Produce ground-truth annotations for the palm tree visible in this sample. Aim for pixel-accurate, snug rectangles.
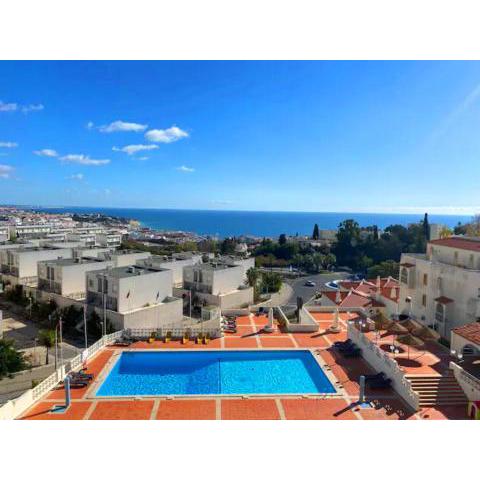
[38,329,55,365]
[246,267,260,289]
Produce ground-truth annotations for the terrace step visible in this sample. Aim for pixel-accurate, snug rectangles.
[406,373,468,408]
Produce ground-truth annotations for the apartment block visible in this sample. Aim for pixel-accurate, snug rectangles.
[0,246,73,286]
[99,249,151,267]
[138,252,202,286]
[399,236,480,339]
[96,232,122,248]
[37,256,112,299]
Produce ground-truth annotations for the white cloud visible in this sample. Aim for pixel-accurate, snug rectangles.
[68,173,84,181]
[137,156,149,161]
[0,100,43,114]
[0,164,14,178]
[98,120,148,133]
[86,121,94,130]
[60,154,110,166]
[0,141,18,148]
[22,104,44,114]
[0,101,17,112]
[177,165,195,173]
[33,148,58,157]
[145,126,188,143]
[112,144,158,155]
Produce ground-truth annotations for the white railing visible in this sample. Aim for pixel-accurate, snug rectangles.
[450,361,480,401]
[126,327,222,339]
[348,323,420,411]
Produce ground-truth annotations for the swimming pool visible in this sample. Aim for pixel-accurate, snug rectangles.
[96,350,336,397]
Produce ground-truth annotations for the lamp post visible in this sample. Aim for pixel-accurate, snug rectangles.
[83,303,88,350]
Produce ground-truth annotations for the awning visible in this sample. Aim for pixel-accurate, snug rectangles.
[435,296,454,305]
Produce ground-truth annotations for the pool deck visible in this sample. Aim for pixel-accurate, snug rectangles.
[19,313,469,420]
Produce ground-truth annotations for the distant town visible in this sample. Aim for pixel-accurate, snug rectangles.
[1,205,480,420]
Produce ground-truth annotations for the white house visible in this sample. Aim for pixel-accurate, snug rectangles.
[37,256,113,299]
[137,252,202,286]
[99,249,151,267]
[182,262,253,309]
[398,236,480,339]
[96,232,122,248]
[85,264,182,330]
[0,246,73,286]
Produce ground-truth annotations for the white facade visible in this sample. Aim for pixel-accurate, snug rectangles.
[398,237,480,339]
[184,262,245,296]
[99,250,151,267]
[138,252,202,286]
[0,247,73,285]
[67,232,96,246]
[86,264,173,314]
[96,232,122,248]
[0,225,10,242]
[38,257,112,299]
[217,255,255,280]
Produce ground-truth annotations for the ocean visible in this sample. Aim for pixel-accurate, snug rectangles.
[33,206,471,238]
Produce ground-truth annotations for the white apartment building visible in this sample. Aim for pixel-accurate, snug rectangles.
[99,249,151,267]
[10,224,53,239]
[67,232,97,246]
[73,246,113,259]
[138,252,202,286]
[399,236,480,339]
[0,246,73,286]
[217,255,255,280]
[0,225,10,242]
[182,262,253,309]
[38,256,112,299]
[85,265,182,330]
[96,232,122,248]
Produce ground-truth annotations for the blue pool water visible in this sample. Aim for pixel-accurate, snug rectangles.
[96,350,336,396]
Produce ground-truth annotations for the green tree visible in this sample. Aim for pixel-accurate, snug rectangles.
[261,272,282,293]
[367,260,399,279]
[278,233,287,245]
[423,213,430,241]
[220,238,237,255]
[0,338,28,379]
[312,224,319,240]
[38,329,55,365]
[245,267,261,289]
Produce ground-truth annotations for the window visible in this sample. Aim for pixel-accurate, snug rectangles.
[435,303,444,322]
[422,294,427,307]
[423,273,428,286]
[400,267,408,284]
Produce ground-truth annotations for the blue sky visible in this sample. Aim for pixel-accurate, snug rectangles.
[1,60,480,214]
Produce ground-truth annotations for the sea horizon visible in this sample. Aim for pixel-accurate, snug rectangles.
[25,205,472,239]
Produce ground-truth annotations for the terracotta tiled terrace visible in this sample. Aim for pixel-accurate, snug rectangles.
[19,313,469,420]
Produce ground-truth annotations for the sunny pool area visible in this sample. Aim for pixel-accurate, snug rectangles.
[95,350,336,397]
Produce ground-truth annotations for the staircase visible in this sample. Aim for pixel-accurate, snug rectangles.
[406,372,468,408]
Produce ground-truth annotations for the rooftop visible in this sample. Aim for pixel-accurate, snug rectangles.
[41,256,108,267]
[429,236,480,252]
[91,264,168,278]
[452,322,480,346]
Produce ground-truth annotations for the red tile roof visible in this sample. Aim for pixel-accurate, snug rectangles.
[452,323,480,345]
[435,296,454,305]
[430,237,480,252]
[335,277,399,303]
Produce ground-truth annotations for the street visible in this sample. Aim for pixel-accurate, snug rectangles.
[284,271,348,305]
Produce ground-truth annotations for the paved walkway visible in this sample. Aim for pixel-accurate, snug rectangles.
[18,312,469,420]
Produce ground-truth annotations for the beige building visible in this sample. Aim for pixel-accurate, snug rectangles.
[399,236,480,339]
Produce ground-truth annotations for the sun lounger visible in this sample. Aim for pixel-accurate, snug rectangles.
[113,339,133,346]
[69,371,93,381]
[333,339,353,348]
[336,342,358,352]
